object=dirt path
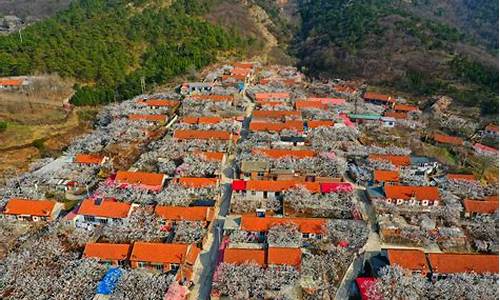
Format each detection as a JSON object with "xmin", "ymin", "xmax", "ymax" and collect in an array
[{"xmin": 247, "ymin": 4, "xmax": 279, "ymax": 63}]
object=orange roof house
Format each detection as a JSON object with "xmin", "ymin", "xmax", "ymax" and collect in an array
[
  {"xmin": 363, "ymin": 92, "xmax": 395, "ymax": 103},
  {"xmin": 115, "ymin": 171, "xmax": 165, "ymax": 191},
  {"xmin": 137, "ymin": 99, "xmax": 179, "ymax": 107},
  {"xmin": 384, "ymin": 111, "xmax": 407, "ymax": 120},
  {"xmin": 433, "ymin": 133, "xmax": 463, "ymax": 146},
  {"xmin": 295, "ymin": 100, "xmax": 327, "ymax": 111},
  {"xmin": 394, "ymin": 104, "xmax": 418, "ymax": 112},
  {"xmin": 195, "ymin": 151, "xmax": 224, "ymax": 161},
  {"xmin": 368, "ymin": 154, "xmax": 411, "ymax": 167},
  {"xmin": 175, "ymin": 177, "xmax": 219, "ymax": 188},
  {"xmin": 74, "ymin": 154, "xmax": 105, "ymax": 165},
  {"xmin": 252, "ymin": 110, "xmax": 301, "ymax": 120},
  {"xmin": 387, "ymin": 249, "xmax": 430, "ymax": 274},
  {"xmin": 233, "ymin": 62, "xmax": 254, "ymax": 69},
  {"xmin": 181, "ymin": 116, "xmax": 224, "ymax": 125},
  {"xmin": 130, "ymin": 242, "xmax": 200, "ymax": 272},
  {"xmin": 173, "ymin": 130, "xmax": 232, "ymax": 141},
  {"xmin": 3, "ymin": 198, "xmax": 61, "ymax": 221},
  {"xmin": 374, "ymin": 170, "xmax": 399, "ymax": 183},
  {"xmin": 308, "ymin": 120, "xmax": 334, "ymax": 128},
  {"xmin": 245, "ymin": 180, "xmax": 321, "ymax": 193},
  {"xmin": 428, "ymin": 253, "xmax": 499, "ymax": 274},
  {"xmin": 128, "ymin": 114, "xmax": 168, "ymax": 122},
  {"xmin": 384, "ymin": 185, "xmax": 440, "ymax": 202},
  {"xmin": 249, "ymin": 120, "xmax": 304, "ymax": 132},
  {"xmin": 155, "ymin": 206, "xmax": 215, "ymax": 222},
  {"xmin": 223, "ymin": 248, "xmax": 266, "ymax": 266},
  {"xmin": 268, "ymin": 247, "xmax": 302, "ymax": 268},
  {"xmin": 447, "ymin": 174, "xmax": 477, "ymax": 181},
  {"xmin": 252, "ymin": 148, "xmax": 316, "ymax": 159},
  {"xmin": 0, "ymin": 79, "xmax": 23, "ymax": 87},
  {"xmin": 77, "ymin": 198, "xmax": 133, "ymax": 219},
  {"xmin": 254, "ymin": 92, "xmax": 290, "ymax": 102},
  {"xmin": 463, "ymin": 199, "xmax": 499, "ymax": 215},
  {"xmin": 240, "ymin": 216, "xmax": 326, "ymax": 234},
  {"xmin": 83, "ymin": 243, "xmax": 131, "ymax": 265}
]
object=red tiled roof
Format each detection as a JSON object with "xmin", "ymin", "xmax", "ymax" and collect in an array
[
  {"xmin": 0, "ymin": 79, "xmax": 23, "ymax": 86},
  {"xmin": 252, "ymin": 148, "xmax": 316, "ymax": 159},
  {"xmin": 387, "ymin": 249, "xmax": 430, "ymax": 273},
  {"xmin": 463, "ymin": 199, "xmax": 498, "ymax": 214},
  {"xmin": 173, "ymin": 130, "xmax": 232, "ymax": 140},
  {"xmin": 308, "ymin": 120, "xmax": 334, "ymax": 128},
  {"xmin": 115, "ymin": 171, "xmax": 165, "ymax": 187},
  {"xmin": 138, "ymin": 99, "xmax": 179, "ymax": 107},
  {"xmin": 176, "ymin": 177, "xmax": 218, "ymax": 188},
  {"xmin": 83, "ymin": 243, "xmax": 131, "ymax": 261},
  {"xmin": 223, "ymin": 248, "xmax": 266, "ymax": 266},
  {"xmin": 306, "ymin": 97, "xmax": 346, "ymax": 105},
  {"xmin": 245, "ymin": 180, "xmax": 321, "ymax": 193},
  {"xmin": 363, "ymin": 92, "xmax": 394, "ymax": 103},
  {"xmin": 394, "ymin": 104, "xmax": 418, "ymax": 112},
  {"xmin": 222, "ymin": 74, "xmax": 246, "ymax": 82},
  {"xmin": 268, "ymin": 247, "xmax": 301, "ymax": 267},
  {"xmin": 253, "ymin": 110, "xmax": 301, "ymax": 119},
  {"xmin": 374, "ymin": 170, "xmax": 399, "ymax": 182},
  {"xmin": 384, "ymin": 111, "xmax": 407, "ymax": 120},
  {"xmin": 295, "ymin": 100, "xmax": 327, "ymax": 110},
  {"xmin": 128, "ymin": 114, "xmax": 167, "ymax": 122},
  {"xmin": 74, "ymin": 154, "xmax": 104, "ymax": 165},
  {"xmin": 155, "ymin": 206, "xmax": 214, "ymax": 222},
  {"xmin": 3, "ymin": 198, "xmax": 56, "ymax": 217},
  {"xmin": 240, "ymin": 216, "xmax": 326, "ymax": 234},
  {"xmin": 231, "ymin": 68, "xmax": 251, "ymax": 76},
  {"xmin": 233, "ymin": 62, "xmax": 254, "ymax": 69},
  {"xmin": 447, "ymin": 174, "xmax": 476, "ymax": 181},
  {"xmin": 249, "ymin": 120, "xmax": 304, "ymax": 132},
  {"xmin": 384, "ymin": 185, "xmax": 440, "ymax": 201},
  {"xmin": 130, "ymin": 242, "xmax": 190, "ymax": 264},
  {"xmin": 78, "ymin": 198, "xmax": 132, "ymax": 219},
  {"xmin": 433, "ymin": 133, "xmax": 463, "ymax": 146},
  {"xmin": 428, "ymin": 253, "xmax": 499, "ymax": 274},
  {"xmin": 368, "ymin": 154, "xmax": 411, "ymax": 166},
  {"xmin": 255, "ymin": 92, "xmax": 290, "ymax": 101},
  {"xmin": 485, "ymin": 195, "xmax": 499, "ymax": 202},
  {"xmin": 190, "ymin": 95, "xmax": 233, "ymax": 102},
  {"xmin": 474, "ymin": 143, "xmax": 498, "ymax": 153},
  {"xmin": 259, "ymin": 101, "xmax": 287, "ymax": 107}
]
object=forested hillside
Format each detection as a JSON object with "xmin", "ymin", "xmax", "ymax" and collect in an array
[
  {"xmin": 291, "ymin": 0, "xmax": 499, "ymax": 115},
  {"xmin": 0, "ymin": 0, "xmax": 256, "ymax": 105}
]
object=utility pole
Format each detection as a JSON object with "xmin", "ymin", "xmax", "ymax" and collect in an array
[{"xmin": 140, "ymin": 76, "xmax": 146, "ymax": 94}]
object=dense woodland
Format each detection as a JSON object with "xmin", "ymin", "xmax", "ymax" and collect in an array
[
  {"xmin": 0, "ymin": 0, "xmax": 252, "ymax": 105},
  {"xmin": 291, "ymin": 0, "xmax": 499, "ymax": 115}
]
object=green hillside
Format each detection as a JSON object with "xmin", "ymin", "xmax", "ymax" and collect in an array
[
  {"xmin": 291, "ymin": 0, "xmax": 499, "ymax": 115},
  {"xmin": 0, "ymin": 0, "xmax": 255, "ymax": 105}
]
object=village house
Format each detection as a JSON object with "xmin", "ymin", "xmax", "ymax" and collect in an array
[
  {"xmin": 253, "ymin": 92, "xmax": 290, "ymax": 102},
  {"xmin": 432, "ymin": 133, "xmax": 464, "ymax": 146},
  {"xmin": 128, "ymin": 114, "xmax": 168, "ymax": 123},
  {"xmin": 130, "ymin": 242, "xmax": 201, "ymax": 276},
  {"xmin": 484, "ymin": 123, "xmax": 499, "ymax": 136},
  {"xmin": 384, "ymin": 185, "xmax": 440, "ymax": 206},
  {"xmin": 74, "ymin": 154, "xmax": 107, "ymax": 165},
  {"xmin": 73, "ymin": 198, "xmax": 135, "ymax": 228},
  {"xmin": 154, "ymin": 206, "xmax": 215, "ymax": 225},
  {"xmin": 447, "ymin": 173, "xmax": 477, "ymax": 182},
  {"xmin": 232, "ymin": 180, "xmax": 321, "ymax": 202},
  {"xmin": 362, "ymin": 92, "xmax": 395, "ymax": 106},
  {"xmin": 2, "ymin": 198, "xmax": 63, "ymax": 221},
  {"xmin": 189, "ymin": 94, "xmax": 235, "ymax": 105},
  {"xmin": 305, "ymin": 97, "xmax": 346, "ymax": 106},
  {"xmin": 173, "ymin": 129, "xmax": 236, "ymax": 143},
  {"xmin": 427, "ymin": 253, "xmax": 499, "ymax": 277},
  {"xmin": 0, "ymin": 78, "xmax": 26, "ymax": 90},
  {"xmin": 384, "ymin": 111, "xmax": 408, "ymax": 120},
  {"xmin": 180, "ymin": 82, "xmax": 214, "ymax": 95},
  {"xmin": 249, "ymin": 120, "xmax": 304, "ymax": 133},
  {"xmin": 115, "ymin": 170, "xmax": 166, "ymax": 192},
  {"xmin": 83, "ymin": 243, "xmax": 131, "ymax": 266},
  {"xmin": 473, "ymin": 142, "xmax": 499, "ymax": 157},
  {"xmin": 373, "ymin": 170, "xmax": 399, "ymax": 183},
  {"xmin": 393, "ymin": 104, "xmax": 418, "ymax": 113},
  {"xmin": 239, "ymin": 215, "xmax": 327, "ymax": 240},
  {"xmin": 175, "ymin": 177, "xmax": 219, "ymax": 189},
  {"xmin": 386, "ymin": 249, "xmax": 430, "ymax": 275},
  {"xmin": 252, "ymin": 110, "xmax": 301, "ymax": 120},
  {"xmin": 136, "ymin": 98, "xmax": 179, "ymax": 109},
  {"xmin": 223, "ymin": 248, "xmax": 266, "ymax": 266},
  {"xmin": 307, "ymin": 120, "xmax": 335, "ymax": 129},
  {"xmin": 463, "ymin": 198, "xmax": 499, "ymax": 217}
]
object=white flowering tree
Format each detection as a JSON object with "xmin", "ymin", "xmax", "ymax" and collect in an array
[
  {"xmin": 102, "ymin": 208, "xmax": 167, "ymax": 243},
  {"xmin": 110, "ymin": 269, "xmax": 174, "ymax": 300},
  {"xmin": 267, "ymin": 223, "xmax": 303, "ymax": 247},
  {"xmin": 172, "ymin": 221, "xmax": 207, "ymax": 244}
]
